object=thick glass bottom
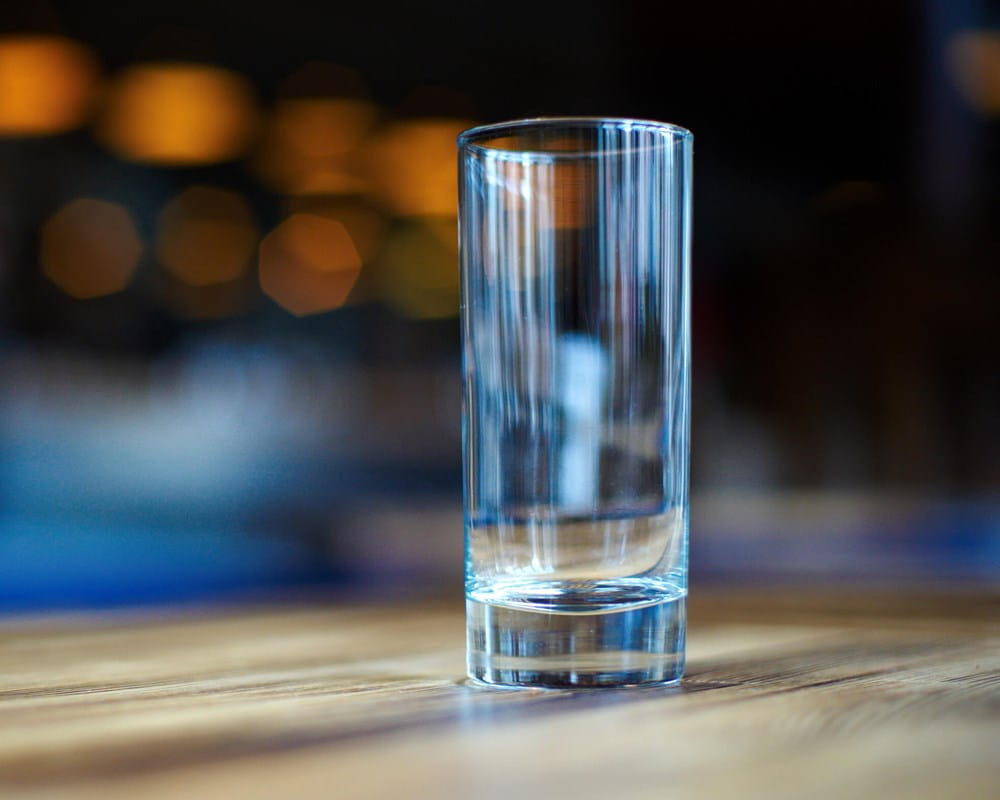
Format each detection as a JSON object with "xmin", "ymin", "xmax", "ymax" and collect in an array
[{"xmin": 466, "ymin": 582, "xmax": 686, "ymax": 689}]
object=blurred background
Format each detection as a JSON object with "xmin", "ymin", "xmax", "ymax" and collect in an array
[{"xmin": 0, "ymin": 0, "xmax": 997, "ymax": 610}]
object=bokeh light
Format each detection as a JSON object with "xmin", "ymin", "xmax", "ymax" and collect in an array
[
  {"xmin": 41, "ymin": 198, "xmax": 141, "ymax": 299},
  {"xmin": 258, "ymin": 213, "xmax": 363, "ymax": 316},
  {"xmin": 283, "ymin": 198, "xmax": 386, "ymax": 261},
  {"xmin": 276, "ymin": 99, "xmax": 375, "ymax": 159},
  {"xmin": 156, "ymin": 187, "xmax": 257, "ymax": 286},
  {"xmin": 946, "ymin": 31, "xmax": 1000, "ymax": 115},
  {"xmin": 98, "ymin": 63, "xmax": 257, "ymax": 165},
  {"xmin": 0, "ymin": 35, "xmax": 98, "ymax": 136},
  {"xmin": 365, "ymin": 118, "xmax": 474, "ymax": 217},
  {"xmin": 479, "ymin": 155, "xmax": 590, "ymax": 231},
  {"xmin": 376, "ymin": 218, "xmax": 458, "ymax": 318},
  {"xmin": 255, "ymin": 62, "xmax": 376, "ymax": 196},
  {"xmin": 546, "ymin": 161, "xmax": 592, "ymax": 230}
]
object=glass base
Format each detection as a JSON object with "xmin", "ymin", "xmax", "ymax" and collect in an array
[{"xmin": 466, "ymin": 591, "xmax": 685, "ymax": 689}]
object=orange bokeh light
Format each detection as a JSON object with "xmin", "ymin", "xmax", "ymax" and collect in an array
[
  {"xmin": 0, "ymin": 36, "xmax": 98, "ymax": 136},
  {"xmin": 284, "ymin": 198, "xmax": 386, "ymax": 261},
  {"xmin": 254, "ymin": 64, "xmax": 377, "ymax": 196},
  {"xmin": 157, "ymin": 187, "xmax": 257, "ymax": 286},
  {"xmin": 98, "ymin": 63, "xmax": 257, "ymax": 165},
  {"xmin": 41, "ymin": 198, "xmax": 141, "ymax": 299},
  {"xmin": 480, "ymin": 155, "xmax": 592, "ymax": 230},
  {"xmin": 258, "ymin": 214, "xmax": 363, "ymax": 316},
  {"xmin": 365, "ymin": 118, "xmax": 473, "ymax": 217},
  {"xmin": 259, "ymin": 97, "xmax": 374, "ymax": 195},
  {"xmin": 275, "ymin": 98, "xmax": 375, "ymax": 159}
]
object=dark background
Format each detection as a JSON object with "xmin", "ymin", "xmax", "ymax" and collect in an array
[{"xmin": 0, "ymin": 0, "xmax": 997, "ymax": 608}]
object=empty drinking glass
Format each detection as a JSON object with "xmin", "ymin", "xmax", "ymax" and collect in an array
[{"xmin": 459, "ymin": 118, "xmax": 693, "ymax": 687}]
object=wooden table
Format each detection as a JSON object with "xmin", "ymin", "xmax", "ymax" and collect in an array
[{"xmin": 1, "ymin": 587, "xmax": 997, "ymax": 799}]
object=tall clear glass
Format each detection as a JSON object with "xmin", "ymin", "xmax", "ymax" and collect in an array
[{"xmin": 459, "ymin": 118, "xmax": 692, "ymax": 688}]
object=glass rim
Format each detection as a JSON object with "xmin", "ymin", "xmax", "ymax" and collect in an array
[{"xmin": 458, "ymin": 117, "xmax": 693, "ymax": 161}]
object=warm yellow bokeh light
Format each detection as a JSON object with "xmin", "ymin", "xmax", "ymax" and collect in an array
[
  {"xmin": 41, "ymin": 198, "xmax": 141, "ymax": 299},
  {"xmin": 277, "ymin": 98, "xmax": 376, "ymax": 158},
  {"xmin": 947, "ymin": 31, "xmax": 1000, "ymax": 115},
  {"xmin": 157, "ymin": 187, "xmax": 257, "ymax": 286},
  {"xmin": 284, "ymin": 199, "xmax": 386, "ymax": 261},
  {"xmin": 278, "ymin": 214, "xmax": 362, "ymax": 273},
  {"xmin": 376, "ymin": 219, "xmax": 458, "ymax": 319},
  {"xmin": 0, "ymin": 36, "xmax": 98, "ymax": 136},
  {"xmin": 365, "ymin": 118, "xmax": 474, "ymax": 217},
  {"xmin": 98, "ymin": 63, "xmax": 257, "ymax": 165},
  {"xmin": 258, "ymin": 214, "xmax": 363, "ymax": 316},
  {"xmin": 548, "ymin": 161, "xmax": 594, "ymax": 230},
  {"xmin": 256, "ymin": 99, "xmax": 376, "ymax": 195},
  {"xmin": 479, "ymin": 156, "xmax": 591, "ymax": 230},
  {"xmin": 254, "ymin": 61, "xmax": 376, "ymax": 196}
]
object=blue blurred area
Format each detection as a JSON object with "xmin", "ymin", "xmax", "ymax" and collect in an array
[
  {"xmin": 691, "ymin": 495, "xmax": 1000, "ymax": 585},
  {"xmin": 0, "ymin": 517, "xmax": 332, "ymax": 609},
  {"xmin": 0, "ymin": 339, "xmax": 462, "ymax": 610}
]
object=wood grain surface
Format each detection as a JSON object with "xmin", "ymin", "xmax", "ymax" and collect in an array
[{"xmin": 1, "ymin": 587, "xmax": 998, "ymax": 799}]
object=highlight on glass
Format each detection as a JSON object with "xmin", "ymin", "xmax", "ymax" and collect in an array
[{"xmin": 459, "ymin": 118, "xmax": 693, "ymax": 688}]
